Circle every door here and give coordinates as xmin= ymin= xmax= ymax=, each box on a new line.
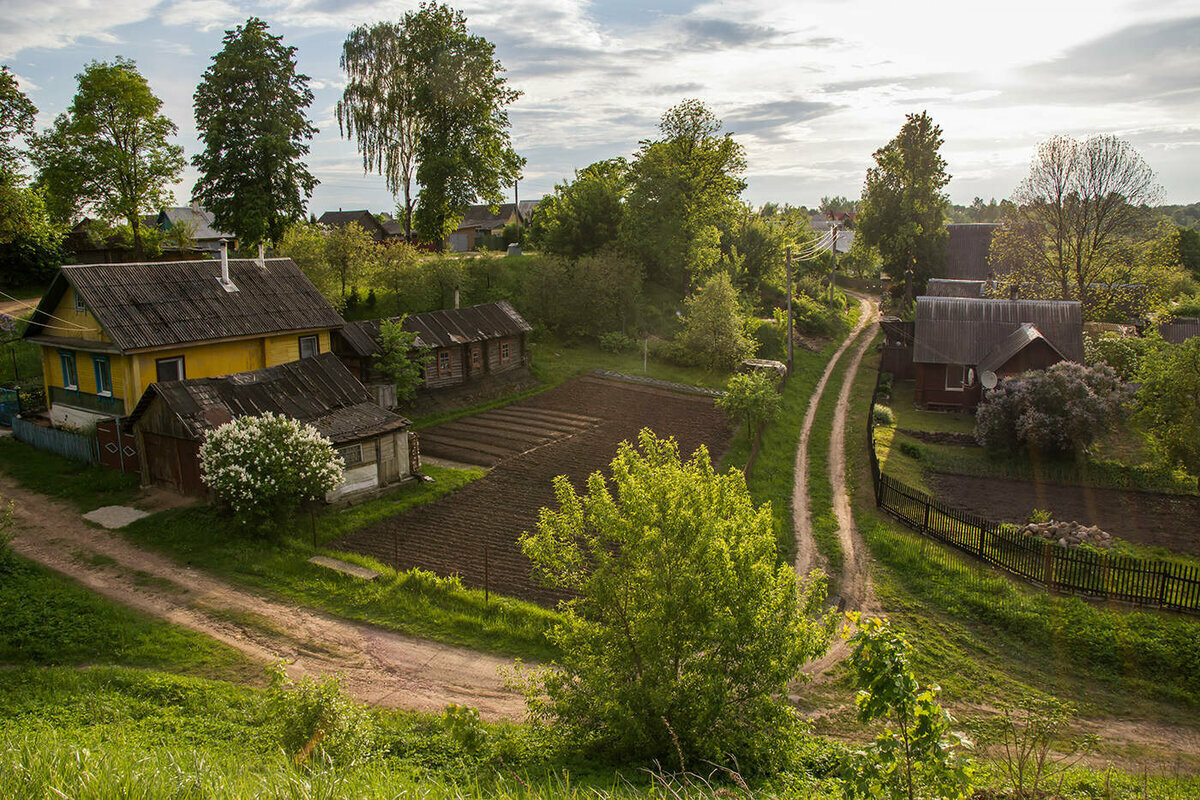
xmin=377 ymin=436 xmax=399 ymax=484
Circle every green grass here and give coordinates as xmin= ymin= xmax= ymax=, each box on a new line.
xmin=0 ymin=337 xmax=42 ymax=387
xmin=0 ymin=552 xmax=260 ymax=682
xmin=529 ymin=335 xmax=729 ymax=391
xmin=849 ymin=351 xmax=1200 ymax=723
xmin=119 ymin=466 xmax=561 ymax=661
xmin=887 ymin=380 xmax=976 ymax=435
xmin=0 ymin=436 xmax=142 ymax=511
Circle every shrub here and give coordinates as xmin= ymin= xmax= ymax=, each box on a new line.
xmin=872 ymin=404 xmax=895 ymax=426
xmin=974 ymin=362 xmax=1131 ymax=458
xmin=899 ymin=440 xmax=922 ymax=460
xmin=199 ymin=412 xmax=344 ymax=534
xmin=792 ymin=293 xmax=847 ymax=338
xmin=746 ymin=316 xmax=787 ymax=361
xmin=598 ymin=331 xmax=636 ymax=354
xmin=266 ymin=664 xmax=376 ymax=769
xmin=674 ymin=273 xmax=756 ymax=371
xmin=1083 ymin=332 xmax=1161 ymax=382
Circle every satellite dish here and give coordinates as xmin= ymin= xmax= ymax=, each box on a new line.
xmin=981 ymin=370 xmax=998 ymax=390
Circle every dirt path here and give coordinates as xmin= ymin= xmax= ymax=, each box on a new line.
xmin=793 ymin=297 xmax=874 ymax=576
xmin=1 ymin=475 xmax=524 ymax=721
xmin=0 ymin=296 xmax=40 ymax=317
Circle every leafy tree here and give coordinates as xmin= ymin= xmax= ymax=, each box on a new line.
xmin=0 ymin=66 xmax=37 ymax=179
xmin=718 ymin=370 xmax=781 ymax=443
xmin=0 ymin=181 xmax=62 ymax=285
xmin=856 ymin=111 xmax=950 ymax=297
xmin=374 ymin=316 xmax=430 ymax=404
xmin=369 ymin=3 xmax=523 ymax=244
xmin=819 ymin=195 xmax=856 ymax=215
xmin=199 ymin=412 xmax=344 ymax=534
xmin=624 ymin=99 xmax=747 ymax=291
xmin=1135 ymin=337 xmax=1200 ymax=489
xmin=275 ymin=219 xmax=376 ymax=303
xmin=276 ymin=220 xmax=334 ymax=296
xmin=1084 ymin=331 xmax=1163 ymax=382
xmin=990 ymin=135 xmax=1165 ymax=316
xmin=974 ymin=362 xmax=1130 ymax=458
xmin=372 ymin=242 xmax=421 ymax=313
xmin=338 ymin=20 xmax=423 ymax=240
xmin=1176 ymin=227 xmax=1200 ymax=282
xmin=840 ymin=615 xmax=974 ymax=800
xmin=528 ymin=158 xmax=628 ymax=257
xmin=30 ymin=58 xmax=183 ymax=258
xmin=517 ymin=429 xmax=833 ymax=770
xmin=192 ymin=18 xmax=318 ymax=248
xmin=326 ymin=221 xmax=375 ymax=299
xmin=674 ymin=272 xmax=755 ymax=371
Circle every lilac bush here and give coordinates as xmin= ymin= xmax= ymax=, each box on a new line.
xmin=975 ymin=362 xmax=1131 ymax=457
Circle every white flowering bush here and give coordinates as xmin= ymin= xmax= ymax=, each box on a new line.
xmin=199 ymin=412 xmax=344 ymax=533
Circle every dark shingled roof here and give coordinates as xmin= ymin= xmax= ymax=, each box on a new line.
xmin=914 ymin=297 xmax=1083 ymax=366
xmin=336 ymin=301 xmax=532 ymax=358
xmin=1159 ymin=317 xmax=1200 ymax=344
xmin=945 ymin=223 xmax=1000 ymax=281
xmin=977 ymin=323 xmax=1066 ymax=374
xmin=926 ymin=278 xmax=986 ymax=298
xmin=317 ymin=210 xmax=389 ymax=241
xmin=24 ymin=258 xmax=344 ymax=352
xmin=456 ymin=203 xmax=520 ymax=231
xmin=127 ymin=353 xmax=409 ymax=445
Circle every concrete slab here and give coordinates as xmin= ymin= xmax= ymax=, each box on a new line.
xmin=308 ymin=555 xmax=383 ymax=581
xmin=83 ymin=505 xmax=152 ymax=530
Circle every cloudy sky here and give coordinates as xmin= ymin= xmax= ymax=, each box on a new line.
xmin=3 ymin=0 xmax=1199 ymax=215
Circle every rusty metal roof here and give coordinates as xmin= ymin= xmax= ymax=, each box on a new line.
xmin=914 ymin=297 xmax=1084 ymax=366
xmin=128 ymin=353 xmax=409 ymax=444
xmin=24 ymin=258 xmax=344 ymax=352
xmin=335 ymin=301 xmax=532 ymax=357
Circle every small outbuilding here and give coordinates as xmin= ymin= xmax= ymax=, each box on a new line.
xmin=127 ymin=353 xmax=415 ymax=501
xmin=912 ymin=296 xmax=1084 ymax=409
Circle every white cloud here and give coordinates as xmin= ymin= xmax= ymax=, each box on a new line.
xmin=0 ymin=0 xmax=160 ymax=59
xmin=159 ymin=0 xmax=242 ymax=32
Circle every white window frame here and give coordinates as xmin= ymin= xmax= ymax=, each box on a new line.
xmin=60 ymin=351 xmax=78 ymax=390
xmin=92 ymin=356 xmax=112 ymax=397
xmin=73 ymin=291 xmax=86 ymax=314
xmin=437 ymin=349 xmax=452 ymax=375
xmin=945 ymin=364 xmax=965 ymax=392
xmin=156 ymin=356 xmax=185 ymax=383
xmin=299 ymin=334 xmax=319 ymax=359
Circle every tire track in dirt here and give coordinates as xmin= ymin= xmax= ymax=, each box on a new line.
xmin=1 ymin=475 xmax=524 ymax=720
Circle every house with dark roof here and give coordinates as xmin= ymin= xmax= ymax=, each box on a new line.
xmin=926 ymin=278 xmax=987 ymax=299
xmin=912 ymin=296 xmax=1084 ymax=409
xmin=23 ymin=253 xmax=345 ymax=428
xmin=155 ymin=204 xmax=236 ymax=254
xmin=333 ymin=301 xmax=533 ymax=397
xmin=317 ymin=210 xmax=396 ymax=243
xmin=128 ymin=353 xmax=414 ymax=499
xmin=447 ymin=202 xmax=538 ymax=252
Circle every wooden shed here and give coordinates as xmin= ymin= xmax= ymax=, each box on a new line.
xmin=333 ymin=301 xmax=533 ymax=397
xmin=912 ymin=297 xmax=1084 ymax=409
xmin=127 ymin=353 xmax=414 ymax=500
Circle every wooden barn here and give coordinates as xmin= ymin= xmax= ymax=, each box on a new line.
xmin=913 ymin=297 xmax=1084 ymax=409
xmin=333 ymin=301 xmax=532 ymax=399
xmin=127 ymin=353 xmax=414 ymax=500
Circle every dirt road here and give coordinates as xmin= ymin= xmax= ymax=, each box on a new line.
xmin=2 ymin=475 xmax=525 ymax=720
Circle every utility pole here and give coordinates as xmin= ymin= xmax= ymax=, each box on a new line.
xmin=829 ymin=224 xmax=839 ymax=304
xmin=514 ymin=181 xmax=520 ymax=243
xmin=786 ymin=247 xmax=793 ymax=374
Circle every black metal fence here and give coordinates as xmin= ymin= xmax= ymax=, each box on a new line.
xmin=867 ymin=372 xmax=1200 ymax=615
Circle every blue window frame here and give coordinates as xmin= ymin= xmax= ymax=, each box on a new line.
xmin=92 ymin=355 xmax=112 ymax=396
xmin=59 ymin=351 xmax=78 ymax=390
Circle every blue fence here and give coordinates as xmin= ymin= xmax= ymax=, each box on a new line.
xmin=12 ymin=416 xmax=99 ymax=464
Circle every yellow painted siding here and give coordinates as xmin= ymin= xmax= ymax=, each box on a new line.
xmin=49 ymin=289 xmax=109 ymax=342
xmin=131 ymin=338 xmax=269 ymax=400
xmin=263 ymin=330 xmax=331 ymax=366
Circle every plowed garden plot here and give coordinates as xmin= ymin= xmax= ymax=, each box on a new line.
xmin=928 ymin=473 xmax=1200 ymax=557
xmin=335 ymin=377 xmax=731 ymax=604
xmin=419 ymin=407 xmax=601 ymax=466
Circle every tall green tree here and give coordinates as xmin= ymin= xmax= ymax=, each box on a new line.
xmin=340 ymin=4 xmax=523 ymax=245
xmin=518 ymin=429 xmax=832 ymax=770
xmin=675 ymin=271 xmax=755 ymax=371
xmin=192 ymin=17 xmax=318 ymax=247
xmin=0 ymin=66 xmax=37 ymax=179
xmin=856 ymin=111 xmax=950 ymax=297
xmin=30 ymin=58 xmax=183 ymax=258
xmin=528 ymin=158 xmax=628 ymax=257
xmin=1136 ymin=337 xmax=1200 ymax=490
xmin=374 ymin=316 xmax=430 ymax=404
xmin=624 ymin=99 xmax=747 ymax=291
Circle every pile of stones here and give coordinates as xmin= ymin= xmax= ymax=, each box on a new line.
xmin=1019 ymin=519 xmax=1114 ymax=549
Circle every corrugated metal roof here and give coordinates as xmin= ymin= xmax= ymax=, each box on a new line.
xmin=159 ymin=207 xmax=232 ymax=242
xmin=913 ymin=297 xmax=1083 ymax=365
xmin=977 ymin=323 xmax=1065 ymax=373
xmin=128 ymin=353 xmax=409 ymax=444
xmin=926 ymin=279 xmax=986 ymax=298
xmin=945 ymin=223 xmax=999 ymax=281
xmin=336 ymin=301 xmax=532 ymax=357
xmin=25 ymin=258 xmax=344 ymax=352
xmin=1159 ymin=317 xmax=1200 ymax=345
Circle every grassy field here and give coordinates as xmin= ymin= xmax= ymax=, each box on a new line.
xmin=0 ymin=436 xmax=141 ymax=511
xmin=529 ymin=334 xmax=729 ymax=391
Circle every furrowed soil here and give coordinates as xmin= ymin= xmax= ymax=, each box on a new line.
xmin=336 ymin=376 xmax=731 ymax=605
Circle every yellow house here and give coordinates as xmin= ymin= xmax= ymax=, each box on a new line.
xmin=23 ymin=256 xmax=345 ymax=428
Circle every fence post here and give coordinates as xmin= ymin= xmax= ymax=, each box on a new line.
xmin=922 ymin=500 xmax=931 ymax=533
xmin=1043 ymin=544 xmax=1055 ymax=590
xmin=1158 ymin=565 xmax=1170 ymax=609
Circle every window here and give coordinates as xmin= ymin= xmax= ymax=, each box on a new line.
xmin=73 ymin=291 xmax=86 ymax=314
xmin=299 ymin=335 xmax=319 ymax=359
xmin=500 ymin=341 xmax=511 ymax=362
xmin=156 ymin=356 xmax=185 ymax=383
xmin=438 ymin=349 xmax=451 ymax=375
xmin=92 ymin=356 xmax=112 ymax=397
xmin=59 ymin=351 xmax=78 ymax=390
xmin=338 ymin=444 xmax=363 ymax=467
xmin=945 ymin=364 xmax=965 ymax=391
xmin=471 ymin=347 xmax=481 ymax=368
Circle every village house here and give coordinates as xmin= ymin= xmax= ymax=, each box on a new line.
xmin=317 ymin=209 xmax=401 ymax=243
xmin=22 ymin=250 xmax=345 ymax=428
xmin=911 ymin=296 xmax=1085 ymax=409
xmin=127 ymin=353 xmax=414 ymax=500
xmin=333 ymin=300 xmax=532 ymax=403
xmin=447 ymin=201 xmax=538 ymax=252
xmin=153 ymin=204 xmax=237 ymax=255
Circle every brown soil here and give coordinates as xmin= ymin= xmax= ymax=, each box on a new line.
xmin=1 ymin=474 xmax=523 ymax=720
xmin=928 ymin=473 xmax=1200 ymax=557
xmin=337 ymin=376 xmax=731 ymax=605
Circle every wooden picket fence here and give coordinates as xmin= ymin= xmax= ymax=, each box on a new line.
xmin=867 ymin=372 xmax=1200 ymax=615
xmin=12 ymin=416 xmax=98 ymax=465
